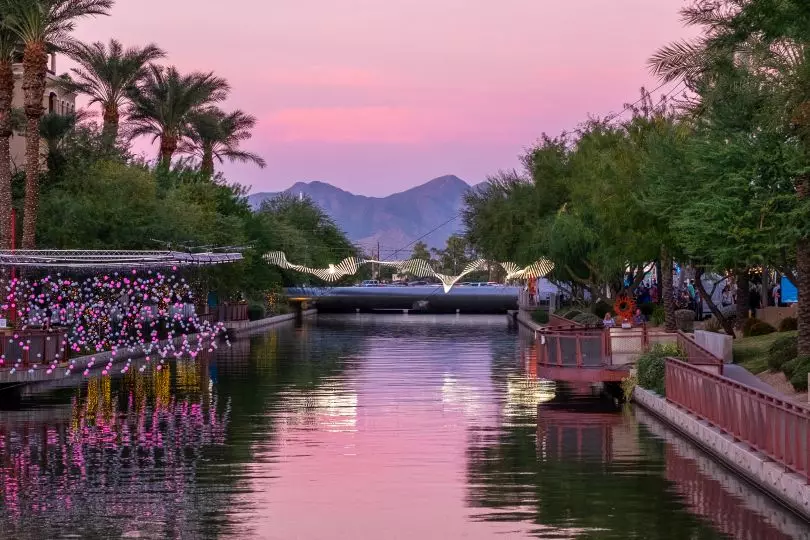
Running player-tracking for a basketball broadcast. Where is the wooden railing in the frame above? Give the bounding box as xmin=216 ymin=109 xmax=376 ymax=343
xmin=218 ymin=302 xmax=248 ymax=322
xmin=536 ymin=326 xmax=612 ymax=368
xmin=0 ymin=328 xmax=68 ymax=368
xmin=666 ymin=358 xmax=810 ymax=481
xmin=548 ymin=313 xmax=577 ymax=327
xmin=676 ymin=331 xmax=724 ymax=375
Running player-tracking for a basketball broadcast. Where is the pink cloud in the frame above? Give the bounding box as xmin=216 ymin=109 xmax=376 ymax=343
xmin=266 ymin=106 xmax=461 ymax=144
xmin=262 ymin=66 xmax=386 ymax=88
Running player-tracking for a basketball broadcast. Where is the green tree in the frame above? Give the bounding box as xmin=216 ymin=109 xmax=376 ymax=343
xmin=431 ymin=234 xmax=471 ymax=275
xmin=648 ymin=0 xmax=810 ymax=350
xmin=64 ymin=38 xmax=165 ymax=147
xmin=0 ymin=0 xmax=113 ymax=248
xmin=128 ymin=65 xmax=229 ymax=165
xmin=179 ymin=107 xmax=265 ymax=177
xmin=410 ymin=240 xmax=431 ymax=261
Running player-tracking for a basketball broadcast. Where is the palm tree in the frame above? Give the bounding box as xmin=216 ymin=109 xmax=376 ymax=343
xmin=38 ymin=108 xmax=88 ymax=170
xmin=0 ymin=28 xmax=17 ymax=249
xmin=0 ymin=0 xmax=113 ymax=249
xmin=128 ymin=65 xmax=229 ymax=166
xmin=64 ymin=38 xmax=164 ymax=147
xmin=180 ymin=107 xmax=265 ymax=176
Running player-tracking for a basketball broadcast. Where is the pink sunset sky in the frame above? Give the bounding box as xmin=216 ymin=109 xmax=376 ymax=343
xmin=72 ymin=0 xmax=692 ymax=196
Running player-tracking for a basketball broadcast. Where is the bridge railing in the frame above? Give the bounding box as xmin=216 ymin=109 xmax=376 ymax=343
xmin=666 ymin=358 xmax=810 ymax=481
xmin=0 ymin=328 xmax=68 ymax=369
xmin=676 ymin=331 xmax=724 ymax=375
xmin=536 ymin=326 xmax=612 ymax=368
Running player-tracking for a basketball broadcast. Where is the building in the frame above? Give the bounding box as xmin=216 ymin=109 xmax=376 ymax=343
xmin=9 ymin=53 xmax=77 ymax=169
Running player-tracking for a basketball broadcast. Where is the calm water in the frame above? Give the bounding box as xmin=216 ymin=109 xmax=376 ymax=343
xmin=0 ymin=314 xmax=806 ymax=539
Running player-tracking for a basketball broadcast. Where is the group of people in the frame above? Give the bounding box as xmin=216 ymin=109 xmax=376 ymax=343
xmin=602 ymin=308 xmax=646 ymax=328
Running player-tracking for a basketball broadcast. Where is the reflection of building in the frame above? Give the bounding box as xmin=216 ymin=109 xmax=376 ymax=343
xmin=536 ymin=406 xmax=629 ymax=463
xmin=637 ymin=408 xmax=806 ymax=540
xmin=10 ymin=54 xmax=77 ymax=169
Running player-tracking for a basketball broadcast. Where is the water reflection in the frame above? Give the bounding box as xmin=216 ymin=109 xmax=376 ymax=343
xmin=0 ymin=360 xmax=229 ymax=538
xmin=0 ymin=314 xmax=805 ymax=539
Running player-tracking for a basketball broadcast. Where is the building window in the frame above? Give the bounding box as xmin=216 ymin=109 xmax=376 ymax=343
xmin=48 ymin=92 xmax=56 ymax=114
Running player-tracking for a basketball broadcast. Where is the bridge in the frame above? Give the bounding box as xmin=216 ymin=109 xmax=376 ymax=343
xmin=520 ymin=313 xmax=724 ymax=388
xmin=285 ymin=285 xmax=533 ymax=314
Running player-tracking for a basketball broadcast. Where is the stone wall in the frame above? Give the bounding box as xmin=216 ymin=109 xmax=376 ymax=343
xmin=633 ymin=386 xmax=810 ymax=519
xmin=693 ymin=330 xmax=732 ymax=364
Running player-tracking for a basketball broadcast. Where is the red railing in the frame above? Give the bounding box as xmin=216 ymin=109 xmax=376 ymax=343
xmin=548 ymin=313 xmax=578 ymax=327
xmin=677 ymin=331 xmax=724 ymax=375
xmin=536 ymin=326 xmax=612 ymax=368
xmin=0 ymin=328 xmax=68 ymax=368
xmin=218 ymin=302 xmax=248 ymax=322
xmin=666 ymin=358 xmax=810 ymax=481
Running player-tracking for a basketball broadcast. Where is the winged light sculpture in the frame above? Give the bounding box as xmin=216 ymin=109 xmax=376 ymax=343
xmin=264 ymin=251 xmax=554 ymax=293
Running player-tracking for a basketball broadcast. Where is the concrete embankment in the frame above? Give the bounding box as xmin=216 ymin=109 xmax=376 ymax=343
xmin=633 ymin=386 xmax=810 ymax=519
xmin=224 ymin=308 xmax=316 ymax=337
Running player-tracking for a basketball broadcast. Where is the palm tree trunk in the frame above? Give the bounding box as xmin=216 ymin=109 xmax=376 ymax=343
xmin=101 ymin=103 xmax=119 ymax=149
xmin=735 ymin=269 xmax=749 ymax=330
xmin=159 ymin=134 xmax=177 ymax=166
xmin=21 ymin=41 xmax=48 ymax=249
xmin=797 ymin=175 xmax=810 ymax=357
xmin=0 ymin=60 xmax=13 ymax=250
xmin=201 ymin=145 xmax=214 ymax=176
xmin=661 ymin=246 xmax=676 ymax=332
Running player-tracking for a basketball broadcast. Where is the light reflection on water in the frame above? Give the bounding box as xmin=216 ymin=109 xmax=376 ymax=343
xmin=0 ymin=314 xmax=805 ymax=539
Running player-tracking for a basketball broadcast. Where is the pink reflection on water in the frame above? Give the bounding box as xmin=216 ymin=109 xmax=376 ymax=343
xmin=231 ymin=338 xmax=546 ymax=539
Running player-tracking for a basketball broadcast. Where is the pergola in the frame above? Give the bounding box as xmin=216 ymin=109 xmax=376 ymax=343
xmin=0 ymin=250 xmax=243 ymax=268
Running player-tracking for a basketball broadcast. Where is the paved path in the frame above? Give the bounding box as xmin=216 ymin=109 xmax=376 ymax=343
xmin=723 ymin=364 xmax=787 ymax=397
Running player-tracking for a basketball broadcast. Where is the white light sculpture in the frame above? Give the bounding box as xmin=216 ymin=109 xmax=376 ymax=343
xmin=263 ymin=251 xmax=554 ymax=293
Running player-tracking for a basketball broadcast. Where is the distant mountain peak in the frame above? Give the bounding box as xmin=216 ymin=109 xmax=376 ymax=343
xmin=247 ymin=175 xmax=477 ymax=249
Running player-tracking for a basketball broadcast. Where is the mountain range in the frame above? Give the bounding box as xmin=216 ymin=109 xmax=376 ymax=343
xmin=247 ymin=175 xmax=481 ymax=252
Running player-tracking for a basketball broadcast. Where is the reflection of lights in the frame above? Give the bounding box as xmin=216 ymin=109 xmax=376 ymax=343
xmin=503 ymin=376 xmax=556 ymax=419
xmin=441 ymin=375 xmax=483 ymax=415
xmin=277 ymin=383 xmax=358 ymax=433
xmin=0 ymin=365 xmax=230 ymax=532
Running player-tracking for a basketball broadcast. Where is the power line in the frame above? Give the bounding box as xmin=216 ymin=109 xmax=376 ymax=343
xmin=603 ymin=78 xmax=682 ymax=123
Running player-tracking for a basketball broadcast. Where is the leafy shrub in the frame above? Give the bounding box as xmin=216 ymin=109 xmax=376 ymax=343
xmin=572 ymin=313 xmax=602 ymax=326
xmin=636 ymin=343 xmax=682 ymax=396
xmin=767 ymin=335 xmax=797 ymax=371
xmin=742 ymin=318 xmax=776 ymax=337
xmin=719 ymin=304 xmax=737 ymax=325
xmin=703 ymin=316 xmax=723 ymax=333
xmin=247 ymin=302 xmax=266 ymax=321
xmin=789 ymin=357 xmax=810 ymax=392
xmin=563 ymin=309 xmax=582 ymax=320
xmin=650 ymin=305 xmax=666 ymax=327
xmin=778 ymin=317 xmax=798 ymax=332
xmin=531 ymin=310 xmax=549 ymax=325
xmin=782 ymin=357 xmax=800 ymax=378
xmin=591 ymin=301 xmax=613 ymax=318
xmin=675 ymin=309 xmax=695 ymax=332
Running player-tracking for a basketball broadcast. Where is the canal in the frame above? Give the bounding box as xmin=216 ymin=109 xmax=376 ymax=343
xmin=0 ymin=314 xmax=806 ymax=539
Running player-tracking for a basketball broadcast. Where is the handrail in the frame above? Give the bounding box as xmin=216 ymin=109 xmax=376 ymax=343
xmin=676 ymin=331 xmax=724 ymax=373
xmin=665 ymin=358 xmax=810 ymax=481
xmin=535 ymin=326 xmax=612 ymax=368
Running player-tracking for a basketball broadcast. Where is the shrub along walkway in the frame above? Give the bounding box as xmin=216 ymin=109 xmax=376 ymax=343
xmin=731 ymin=331 xmax=803 ymax=401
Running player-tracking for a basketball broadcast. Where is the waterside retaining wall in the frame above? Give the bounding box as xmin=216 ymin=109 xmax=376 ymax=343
xmin=633 ymin=386 xmax=810 ymax=519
